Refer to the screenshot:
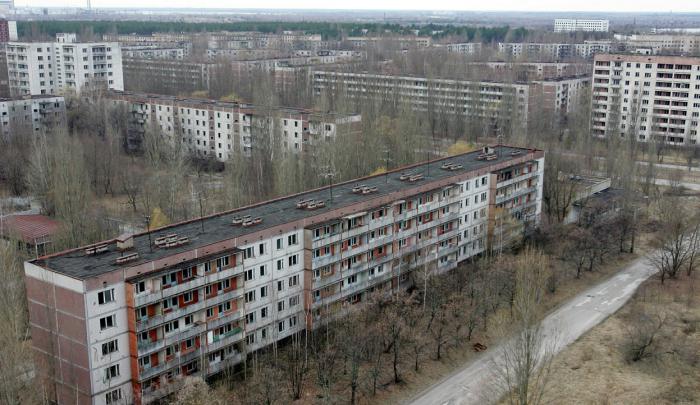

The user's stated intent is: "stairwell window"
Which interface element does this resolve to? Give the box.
[98,288,115,305]
[105,389,122,405]
[99,315,115,331]
[101,339,118,356]
[104,364,120,381]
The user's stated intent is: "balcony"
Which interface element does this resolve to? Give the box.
[205,351,244,376]
[206,328,243,352]
[138,323,205,357]
[497,170,539,189]
[139,346,202,382]
[136,287,243,332]
[134,264,243,307]
[496,184,539,205]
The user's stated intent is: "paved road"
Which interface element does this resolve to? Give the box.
[407,256,657,405]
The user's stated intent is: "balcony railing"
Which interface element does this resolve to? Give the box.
[134,264,243,307]
[136,287,243,332]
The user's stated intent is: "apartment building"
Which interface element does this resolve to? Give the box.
[463,61,591,81]
[122,58,214,95]
[613,34,700,55]
[0,18,17,42]
[122,45,187,60]
[0,94,66,137]
[345,36,432,49]
[4,33,123,96]
[554,19,610,33]
[25,145,544,405]
[107,91,362,158]
[591,54,700,144]
[498,41,612,60]
[444,42,483,55]
[313,70,590,130]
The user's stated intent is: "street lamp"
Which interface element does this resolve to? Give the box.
[320,165,336,204]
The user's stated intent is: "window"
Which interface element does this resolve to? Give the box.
[261,306,268,319]
[278,300,285,311]
[258,243,265,255]
[183,292,193,303]
[259,265,266,277]
[289,315,298,328]
[101,339,118,356]
[135,281,146,294]
[246,312,255,324]
[104,364,120,381]
[288,234,298,245]
[164,320,179,333]
[245,269,254,281]
[260,286,268,298]
[277,259,284,271]
[288,255,298,266]
[289,275,299,287]
[245,290,256,303]
[98,289,115,305]
[278,321,285,332]
[99,315,115,330]
[289,295,299,307]
[184,315,193,325]
[276,238,283,250]
[105,389,122,405]
[277,280,284,291]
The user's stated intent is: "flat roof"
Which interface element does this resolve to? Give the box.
[33,145,541,280]
[109,91,359,120]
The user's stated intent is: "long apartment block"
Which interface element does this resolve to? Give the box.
[313,70,590,130]
[107,91,362,158]
[591,54,700,144]
[24,145,544,405]
[4,33,123,96]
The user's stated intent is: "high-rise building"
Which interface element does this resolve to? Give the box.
[554,19,610,33]
[25,145,544,405]
[4,33,123,96]
[591,54,700,144]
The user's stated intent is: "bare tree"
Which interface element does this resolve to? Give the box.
[493,249,556,405]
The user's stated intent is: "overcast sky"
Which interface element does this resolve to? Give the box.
[12,0,700,13]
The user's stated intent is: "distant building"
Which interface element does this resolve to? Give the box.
[122,45,187,60]
[0,19,17,42]
[345,36,432,49]
[554,19,610,33]
[313,70,590,132]
[463,61,591,81]
[591,54,700,144]
[498,41,612,60]
[613,34,700,55]
[0,213,61,257]
[5,33,123,96]
[107,91,361,159]
[561,175,623,225]
[122,58,214,95]
[0,95,66,137]
[444,42,483,55]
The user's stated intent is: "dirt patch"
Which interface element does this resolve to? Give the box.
[545,275,700,405]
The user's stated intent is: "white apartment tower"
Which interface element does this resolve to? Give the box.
[554,19,609,33]
[591,54,700,144]
[5,33,123,96]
